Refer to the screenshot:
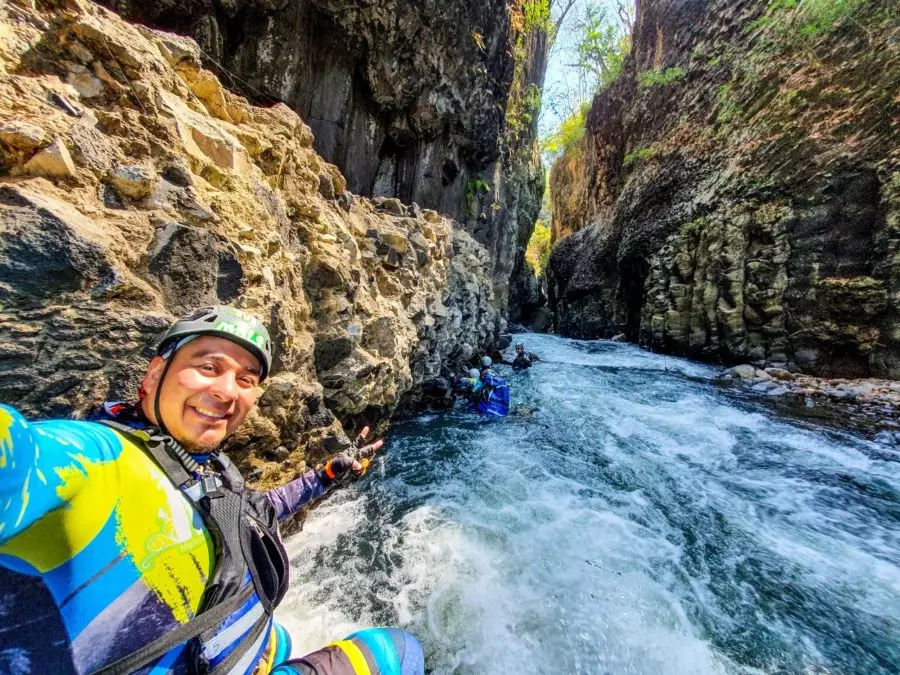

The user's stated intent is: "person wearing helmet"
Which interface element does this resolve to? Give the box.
[511,341,536,372]
[453,357,509,417]
[0,305,424,675]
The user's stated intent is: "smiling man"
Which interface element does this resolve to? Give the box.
[0,305,424,675]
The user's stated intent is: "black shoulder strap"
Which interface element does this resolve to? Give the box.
[97,419,197,486]
[90,584,255,675]
[214,452,245,492]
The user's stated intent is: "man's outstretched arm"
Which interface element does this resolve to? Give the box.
[265,427,383,521]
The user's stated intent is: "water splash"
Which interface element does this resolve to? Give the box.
[278,335,900,674]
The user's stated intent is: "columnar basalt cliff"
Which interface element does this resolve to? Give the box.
[0,0,500,482]
[99,0,548,320]
[548,0,899,377]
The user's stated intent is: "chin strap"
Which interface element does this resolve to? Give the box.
[152,354,175,438]
[149,354,204,477]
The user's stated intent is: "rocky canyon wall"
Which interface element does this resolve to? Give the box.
[548,0,899,377]
[0,0,499,483]
[99,0,548,320]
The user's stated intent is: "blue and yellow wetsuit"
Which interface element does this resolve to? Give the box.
[0,404,423,674]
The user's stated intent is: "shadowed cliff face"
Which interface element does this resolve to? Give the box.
[99,0,548,319]
[548,0,900,377]
[0,0,501,482]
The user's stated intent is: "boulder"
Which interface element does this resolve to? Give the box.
[728,364,757,379]
[0,120,46,152]
[23,138,76,178]
[751,381,778,393]
[336,191,353,212]
[147,222,244,314]
[318,174,335,200]
[66,69,105,98]
[378,229,409,254]
[108,165,156,199]
[377,197,406,217]
[155,89,250,173]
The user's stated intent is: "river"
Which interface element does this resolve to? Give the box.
[277,334,900,674]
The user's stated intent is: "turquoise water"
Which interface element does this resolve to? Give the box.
[278,334,900,674]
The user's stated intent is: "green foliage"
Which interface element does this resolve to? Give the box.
[523,84,542,124]
[523,0,553,35]
[539,2,632,165]
[716,83,744,124]
[525,219,553,277]
[465,178,491,215]
[637,66,687,88]
[715,83,742,125]
[623,146,658,166]
[680,218,709,238]
[574,4,631,90]
[542,101,590,160]
[745,0,869,40]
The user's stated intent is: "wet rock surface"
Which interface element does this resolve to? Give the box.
[0,0,499,483]
[548,0,900,378]
[718,363,900,437]
[98,0,549,319]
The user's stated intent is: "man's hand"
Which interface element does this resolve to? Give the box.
[323,453,362,483]
[320,426,385,487]
[354,425,384,462]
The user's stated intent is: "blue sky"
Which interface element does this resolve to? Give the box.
[538,0,630,140]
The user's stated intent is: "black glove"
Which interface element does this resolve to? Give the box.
[317,452,360,488]
[353,426,384,461]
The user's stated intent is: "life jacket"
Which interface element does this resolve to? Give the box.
[511,352,532,371]
[92,419,289,675]
[477,372,510,417]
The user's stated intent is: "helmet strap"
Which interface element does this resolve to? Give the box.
[153,354,176,438]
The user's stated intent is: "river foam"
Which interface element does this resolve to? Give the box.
[278,334,900,673]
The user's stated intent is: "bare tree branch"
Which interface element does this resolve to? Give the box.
[553,0,578,35]
[616,0,635,34]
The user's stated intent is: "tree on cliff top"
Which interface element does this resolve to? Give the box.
[540,0,633,162]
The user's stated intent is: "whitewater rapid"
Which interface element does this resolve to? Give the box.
[277,334,900,674]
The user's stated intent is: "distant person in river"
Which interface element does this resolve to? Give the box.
[454,356,510,417]
[0,305,424,675]
[510,342,539,372]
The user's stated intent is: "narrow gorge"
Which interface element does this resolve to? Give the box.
[548,0,899,378]
[2,2,900,674]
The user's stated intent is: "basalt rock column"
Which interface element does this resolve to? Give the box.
[548,0,900,377]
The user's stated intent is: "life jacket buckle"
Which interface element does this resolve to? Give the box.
[201,475,224,498]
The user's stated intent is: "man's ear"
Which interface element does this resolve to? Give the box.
[141,356,167,397]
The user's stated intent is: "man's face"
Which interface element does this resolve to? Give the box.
[516,347,524,355]
[141,336,262,451]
